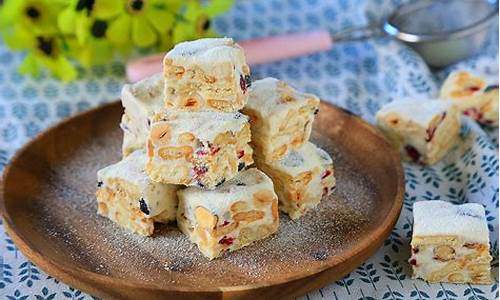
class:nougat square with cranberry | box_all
[409,201,492,284]
[177,168,279,259]
[376,99,461,165]
[255,142,335,220]
[146,110,253,189]
[96,150,179,236]
[163,38,251,112]
[440,70,498,126]
[243,77,320,162]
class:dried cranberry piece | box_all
[139,198,150,215]
[221,220,230,227]
[321,170,332,179]
[463,107,484,122]
[322,187,329,196]
[412,247,419,254]
[467,86,481,92]
[237,150,245,159]
[218,236,234,246]
[209,143,220,155]
[405,145,421,163]
[196,148,209,156]
[193,165,208,177]
[409,258,417,266]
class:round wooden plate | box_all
[1,101,404,300]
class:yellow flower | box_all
[57,0,121,44]
[0,0,61,34]
[66,18,116,67]
[3,25,77,81]
[107,0,181,48]
[172,0,234,44]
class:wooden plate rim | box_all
[0,100,405,294]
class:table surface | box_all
[0,0,498,299]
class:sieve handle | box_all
[330,25,384,42]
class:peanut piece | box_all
[433,245,456,262]
[233,210,265,223]
[230,201,250,213]
[150,123,171,144]
[178,132,196,144]
[253,190,275,206]
[195,206,218,229]
[158,146,193,160]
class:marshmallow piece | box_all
[146,110,254,189]
[96,150,179,236]
[440,71,498,126]
[409,201,492,284]
[177,168,279,259]
[376,99,461,165]
[163,38,251,112]
[120,73,164,157]
[243,77,320,162]
[256,142,336,219]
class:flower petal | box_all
[132,17,157,48]
[75,14,91,44]
[18,54,40,76]
[94,0,123,19]
[57,7,76,34]
[107,14,132,45]
[146,9,174,34]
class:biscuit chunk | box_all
[163,38,251,112]
[376,99,461,165]
[243,77,320,162]
[146,110,253,189]
[255,142,336,220]
[177,168,279,259]
[120,73,164,156]
[440,71,498,126]
[96,150,179,236]
[409,201,492,284]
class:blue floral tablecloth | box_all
[0,0,498,299]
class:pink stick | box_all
[239,30,332,65]
[126,30,332,82]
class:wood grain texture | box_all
[0,101,404,300]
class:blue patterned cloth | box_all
[0,0,498,299]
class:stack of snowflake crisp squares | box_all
[95,38,336,259]
[244,78,336,220]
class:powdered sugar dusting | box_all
[21,116,380,288]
